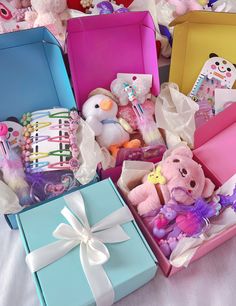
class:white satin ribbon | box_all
[26,191,134,306]
[170,208,236,268]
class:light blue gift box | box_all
[0,27,98,229]
[17,179,157,306]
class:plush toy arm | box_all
[25,11,37,23]
[128,181,162,215]
[86,116,103,136]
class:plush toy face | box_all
[2,120,23,148]
[160,146,215,205]
[31,0,66,13]
[82,94,118,121]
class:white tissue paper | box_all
[155,83,199,148]
[0,181,22,214]
[212,0,236,12]
[74,119,105,184]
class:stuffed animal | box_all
[82,91,141,157]
[128,146,215,216]
[168,0,207,16]
[25,0,68,42]
[10,0,31,21]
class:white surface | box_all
[1,214,236,306]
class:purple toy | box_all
[26,170,79,203]
[148,188,221,257]
[219,185,236,212]
[97,1,129,14]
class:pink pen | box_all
[0,123,10,159]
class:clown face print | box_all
[2,120,23,148]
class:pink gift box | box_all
[120,104,236,276]
[66,12,162,181]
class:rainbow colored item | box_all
[189,53,236,127]
[0,122,32,206]
[123,82,164,147]
[21,108,80,174]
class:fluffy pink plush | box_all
[128,146,215,216]
[168,0,203,16]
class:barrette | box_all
[48,135,70,144]
[31,111,50,121]
[30,152,49,161]
[26,161,50,173]
[50,122,70,131]
[49,149,71,157]
[47,161,70,170]
[49,111,70,119]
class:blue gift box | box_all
[17,179,157,306]
[0,27,98,229]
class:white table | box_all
[1,214,236,306]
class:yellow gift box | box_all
[169,11,236,94]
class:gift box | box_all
[0,27,98,229]
[118,104,236,276]
[17,178,157,306]
[169,11,236,94]
[66,11,163,181]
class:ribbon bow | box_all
[147,166,166,185]
[26,191,134,306]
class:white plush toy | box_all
[82,91,140,156]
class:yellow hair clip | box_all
[30,152,49,161]
[147,166,166,185]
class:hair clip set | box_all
[189,53,236,127]
[21,109,81,173]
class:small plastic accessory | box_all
[0,122,32,206]
[189,53,236,127]
[91,0,129,14]
[123,82,164,146]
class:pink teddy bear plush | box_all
[128,146,215,216]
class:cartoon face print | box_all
[203,53,236,88]
[0,2,13,21]
[2,120,23,148]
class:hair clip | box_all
[30,152,49,161]
[31,122,51,130]
[26,161,50,173]
[50,122,70,131]
[48,135,70,144]
[31,111,50,121]
[31,135,49,144]
[49,149,71,157]
[47,161,70,170]
[49,111,70,119]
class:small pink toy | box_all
[10,0,31,21]
[150,195,221,257]
[168,0,205,16]
[0,122,32,206]
[25,0,68,43]
[128,146,215,216]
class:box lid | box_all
[193,103,236,186]
[169,11,236,95]
[17,179,157,306]
[67,11,160,109]
[0,27,75,120]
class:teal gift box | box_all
[0,27,98,229]
[17,179,157,306]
